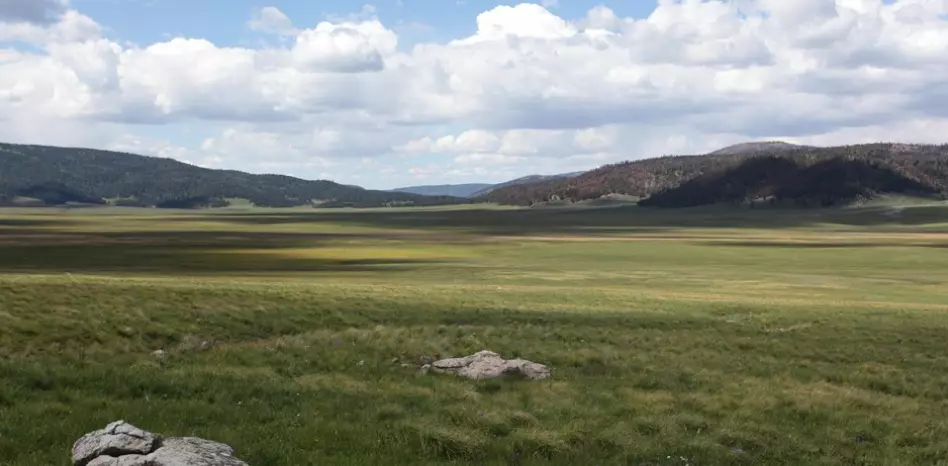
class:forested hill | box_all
[639,156,942,208]
[0,143,464,208]
[469,172,584,197]
[479,143,948,206]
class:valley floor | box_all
[2,205,948,465]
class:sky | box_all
[1,0,947,190]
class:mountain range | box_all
[392,172,583,198]
[390,183,494,198]
[2,140,947,209]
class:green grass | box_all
[2,205,948,465]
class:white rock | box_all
[72,421,159,466]
[87,455,149,466]
[72,421,248,466]
[145,437,246,466]
[430,350,551,380]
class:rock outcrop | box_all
[428,350,551,380]
[73,421,247,466]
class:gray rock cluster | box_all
[425,350,551,380]
[72,421,248,466]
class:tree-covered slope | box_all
[708,141,814,155]
[639,156,941,208]
[479,143,948,206]
[0,143,464,208]
[469,172,584,197]
[391,172,584,198]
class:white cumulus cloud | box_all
[248,6,298,36]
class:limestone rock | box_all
[72,421,248,466]
[87,455,149,466]
[147,437,246,466]
[430,350,551,380]
[512,359,552,380]
[73,421,159,466]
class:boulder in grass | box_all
[429,350,551,381]
[72,421,248,466]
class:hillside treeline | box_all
[480,144,948,206]
[0,143,463,208]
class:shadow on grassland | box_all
[0,218,72,227]
[0,230,392,248]
[0,232,440,275]
[186,204,948,235]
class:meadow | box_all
[2,203,948,465]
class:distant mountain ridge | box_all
[479,142,948,206]
[391,183,493,198]
[470,172,584,197]
[392,172,583,198]
[709,141,813,155]
[0,142,464,208]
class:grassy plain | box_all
[2,204,948,465]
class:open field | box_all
[3,204,948,465]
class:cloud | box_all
[291,20,396,72]
[0,0,67,25]
[397,130,500,154]
[453,3,576,44]
[581,5,620,29]
[454,153,525,165]
[247,6,298,36]
[2,1,948,188]
[199,127,337,172]
[0,9,100,43]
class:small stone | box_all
[151,350,166,360]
